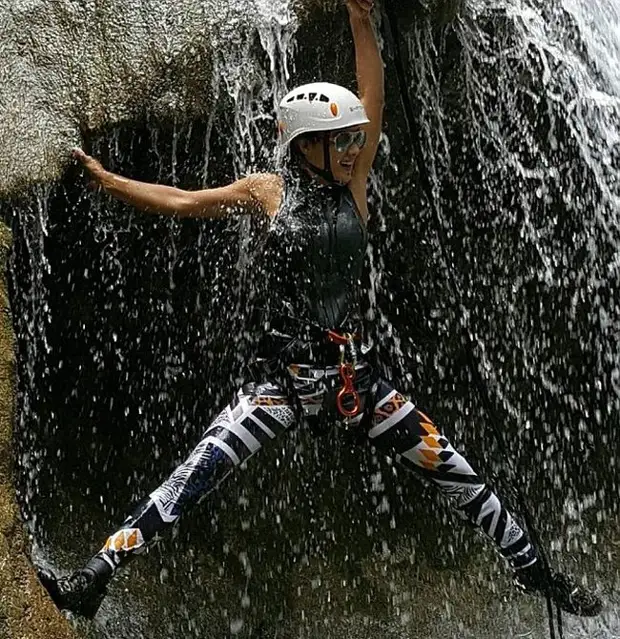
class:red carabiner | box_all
[337,363,361,418]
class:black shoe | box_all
[37,555,113,618]
[515,562,603,617]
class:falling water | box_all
[373,0,620,636]
[2,0,619,637]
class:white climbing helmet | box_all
[278,82,370,146]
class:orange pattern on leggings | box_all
[416,410,451,470]
[374,392,408,423]
[252,396,289,407]
[104,528,145,554]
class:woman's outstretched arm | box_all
[347,0,385,181]
[73,149,277,219]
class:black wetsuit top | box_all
[255,165,368,356]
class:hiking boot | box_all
[515,561,602,617]
[37,555,113,618]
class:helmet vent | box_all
[309,92,317,101]
[319,95,329,102]
[286,96,295,103]
[296,94,305,100]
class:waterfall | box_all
[2,0,619,637]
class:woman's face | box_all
[297,126,365,184]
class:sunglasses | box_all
[332,130,367,153]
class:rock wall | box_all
[0,222,75,639]
[0,0,275,197]
[0,0,464,198]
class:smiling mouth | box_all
[339,162,354,171]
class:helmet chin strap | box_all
[302,133,340,185]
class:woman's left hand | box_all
[346,0,375,19]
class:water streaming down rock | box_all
[0,0,619,637]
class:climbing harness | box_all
[381,4,564,637]
[251,319,366,420]
[327,330,362,417]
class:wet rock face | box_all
[0,224,75,639]
[0,0,291,196]
[0,0,463,197]
[294,0,462,24]
[3,0,620,637]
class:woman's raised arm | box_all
[347,0,385,182]
[73,148,276,219]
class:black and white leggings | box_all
[96,361,538,573]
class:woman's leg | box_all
[39,381,297,616]
[366,379,537,569]
[365,378,602,616]
[99,380,296,568]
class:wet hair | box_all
[288,131,336,183]
[290,132,324,165]
[292,131,322,152]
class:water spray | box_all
[380,2,564,637]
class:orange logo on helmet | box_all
[330,103,339,117]
[278,121,287,133]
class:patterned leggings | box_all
[96,361,537,573]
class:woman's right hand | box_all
[72,148,109,189]
[346,0,374,19]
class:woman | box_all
[39,0,601,620]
